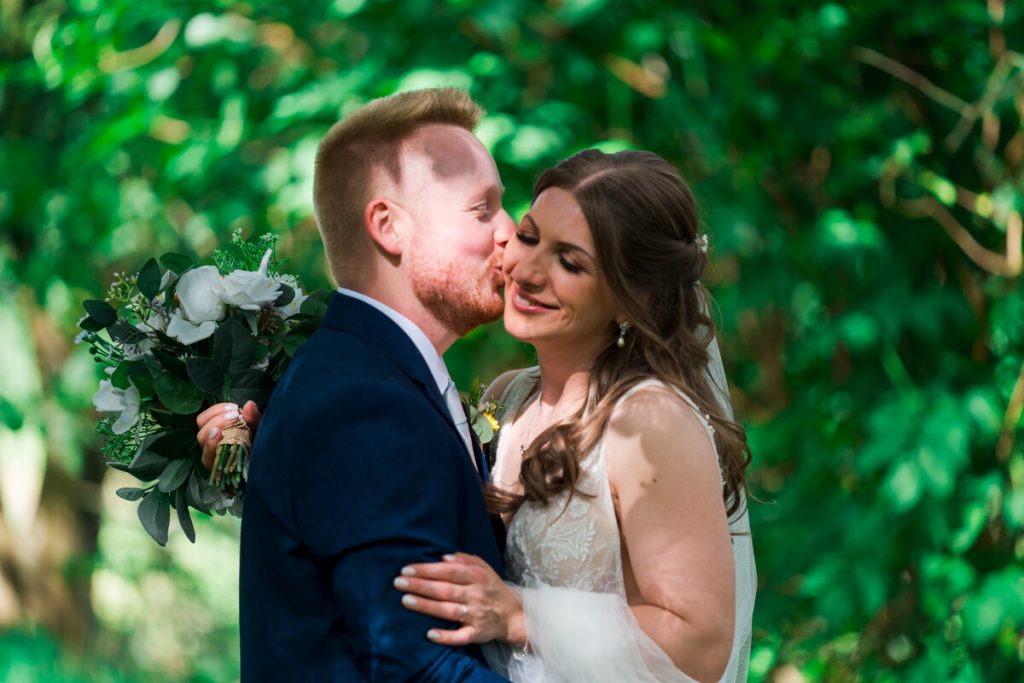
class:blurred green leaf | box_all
[83,299,116,327]
[137,489,171,546]
[136,257,161,300]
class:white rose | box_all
[166,310,216,344]
[176,266,226,323]
[92,379,141,435]
[219,249,281,311]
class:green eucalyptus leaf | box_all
[137,257,162,299]
[299,295,329,318]
[154,373,203,414]
[83,299,117,327]
[281,334,305,357]
[108,321,147,345]
[151,349,188,378]
[175,485,196,543]
[186,357,226,394]
[116,487,147,501]
[229,368,274,409]
[110,361,134,390]
[152,409,197,429]
[160,252,193,274]
[148,428,201,459]
[213,318,255,374]
[186,470,213,516]
[274,283,295,307]
[79,316,105,332]
[127,361,155,397]
[158,457,193,493]
[137,489,171,546]
[129,449,170,481]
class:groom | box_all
[237,89,515,681]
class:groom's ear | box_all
[364,197,405,257]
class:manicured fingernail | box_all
[394,577,409,589]
[402,594,417,607]
[427,630,440,641]
[442,554,456,562]
[224,404,239,414]
[401,566,416,576]
[210,427,219,439]
[224,411,239,421]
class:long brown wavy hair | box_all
[487,149,751,520]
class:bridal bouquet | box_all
[78,232,328,545]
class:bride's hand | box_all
[196,401,261,469]
[394,552,527,647]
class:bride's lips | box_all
[509,283,558,313]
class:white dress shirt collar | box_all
[337,288,450,395]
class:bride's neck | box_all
[533,344,597,414]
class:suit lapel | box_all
[464,424,489,483]
[320,293,462,447]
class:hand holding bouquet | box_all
[78,233,327,545]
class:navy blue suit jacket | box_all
[239,292,508,682]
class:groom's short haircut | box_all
[313,88,483,286]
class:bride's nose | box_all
[508,246,546,288]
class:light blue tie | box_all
[443,379,476,469]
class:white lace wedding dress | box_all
[483,368,757,682]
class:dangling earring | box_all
[616,321,631,348]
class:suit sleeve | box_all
[289,379,508,682]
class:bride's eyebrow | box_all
[522,215,597,262]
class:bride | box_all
[393,149,756,682]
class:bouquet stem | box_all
[210,418,251,495]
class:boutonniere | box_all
[461,378,502,445]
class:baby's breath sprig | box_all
[105,271,138,307]
[97,413,159,465]
[214,229,284,274]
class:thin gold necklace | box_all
[518,390,544,456]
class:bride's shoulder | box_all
[605,379,720,487]
[480,366,539,408]
[606,380,714,453]
[609,380,693,425]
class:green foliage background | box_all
[2,0,1023,680]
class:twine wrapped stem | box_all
[210,418,251,495]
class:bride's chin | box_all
[501,314,528,341]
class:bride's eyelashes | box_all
[514,230,586,275]
[514,230,538,245]
[558,255,584,274]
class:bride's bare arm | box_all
[606,385,736,683]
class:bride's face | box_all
[502,187,620,353]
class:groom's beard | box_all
[411,256,504,337]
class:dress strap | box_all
[494,366,541,425]
[487,367,541,488]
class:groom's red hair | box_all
[313,88,483,287]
